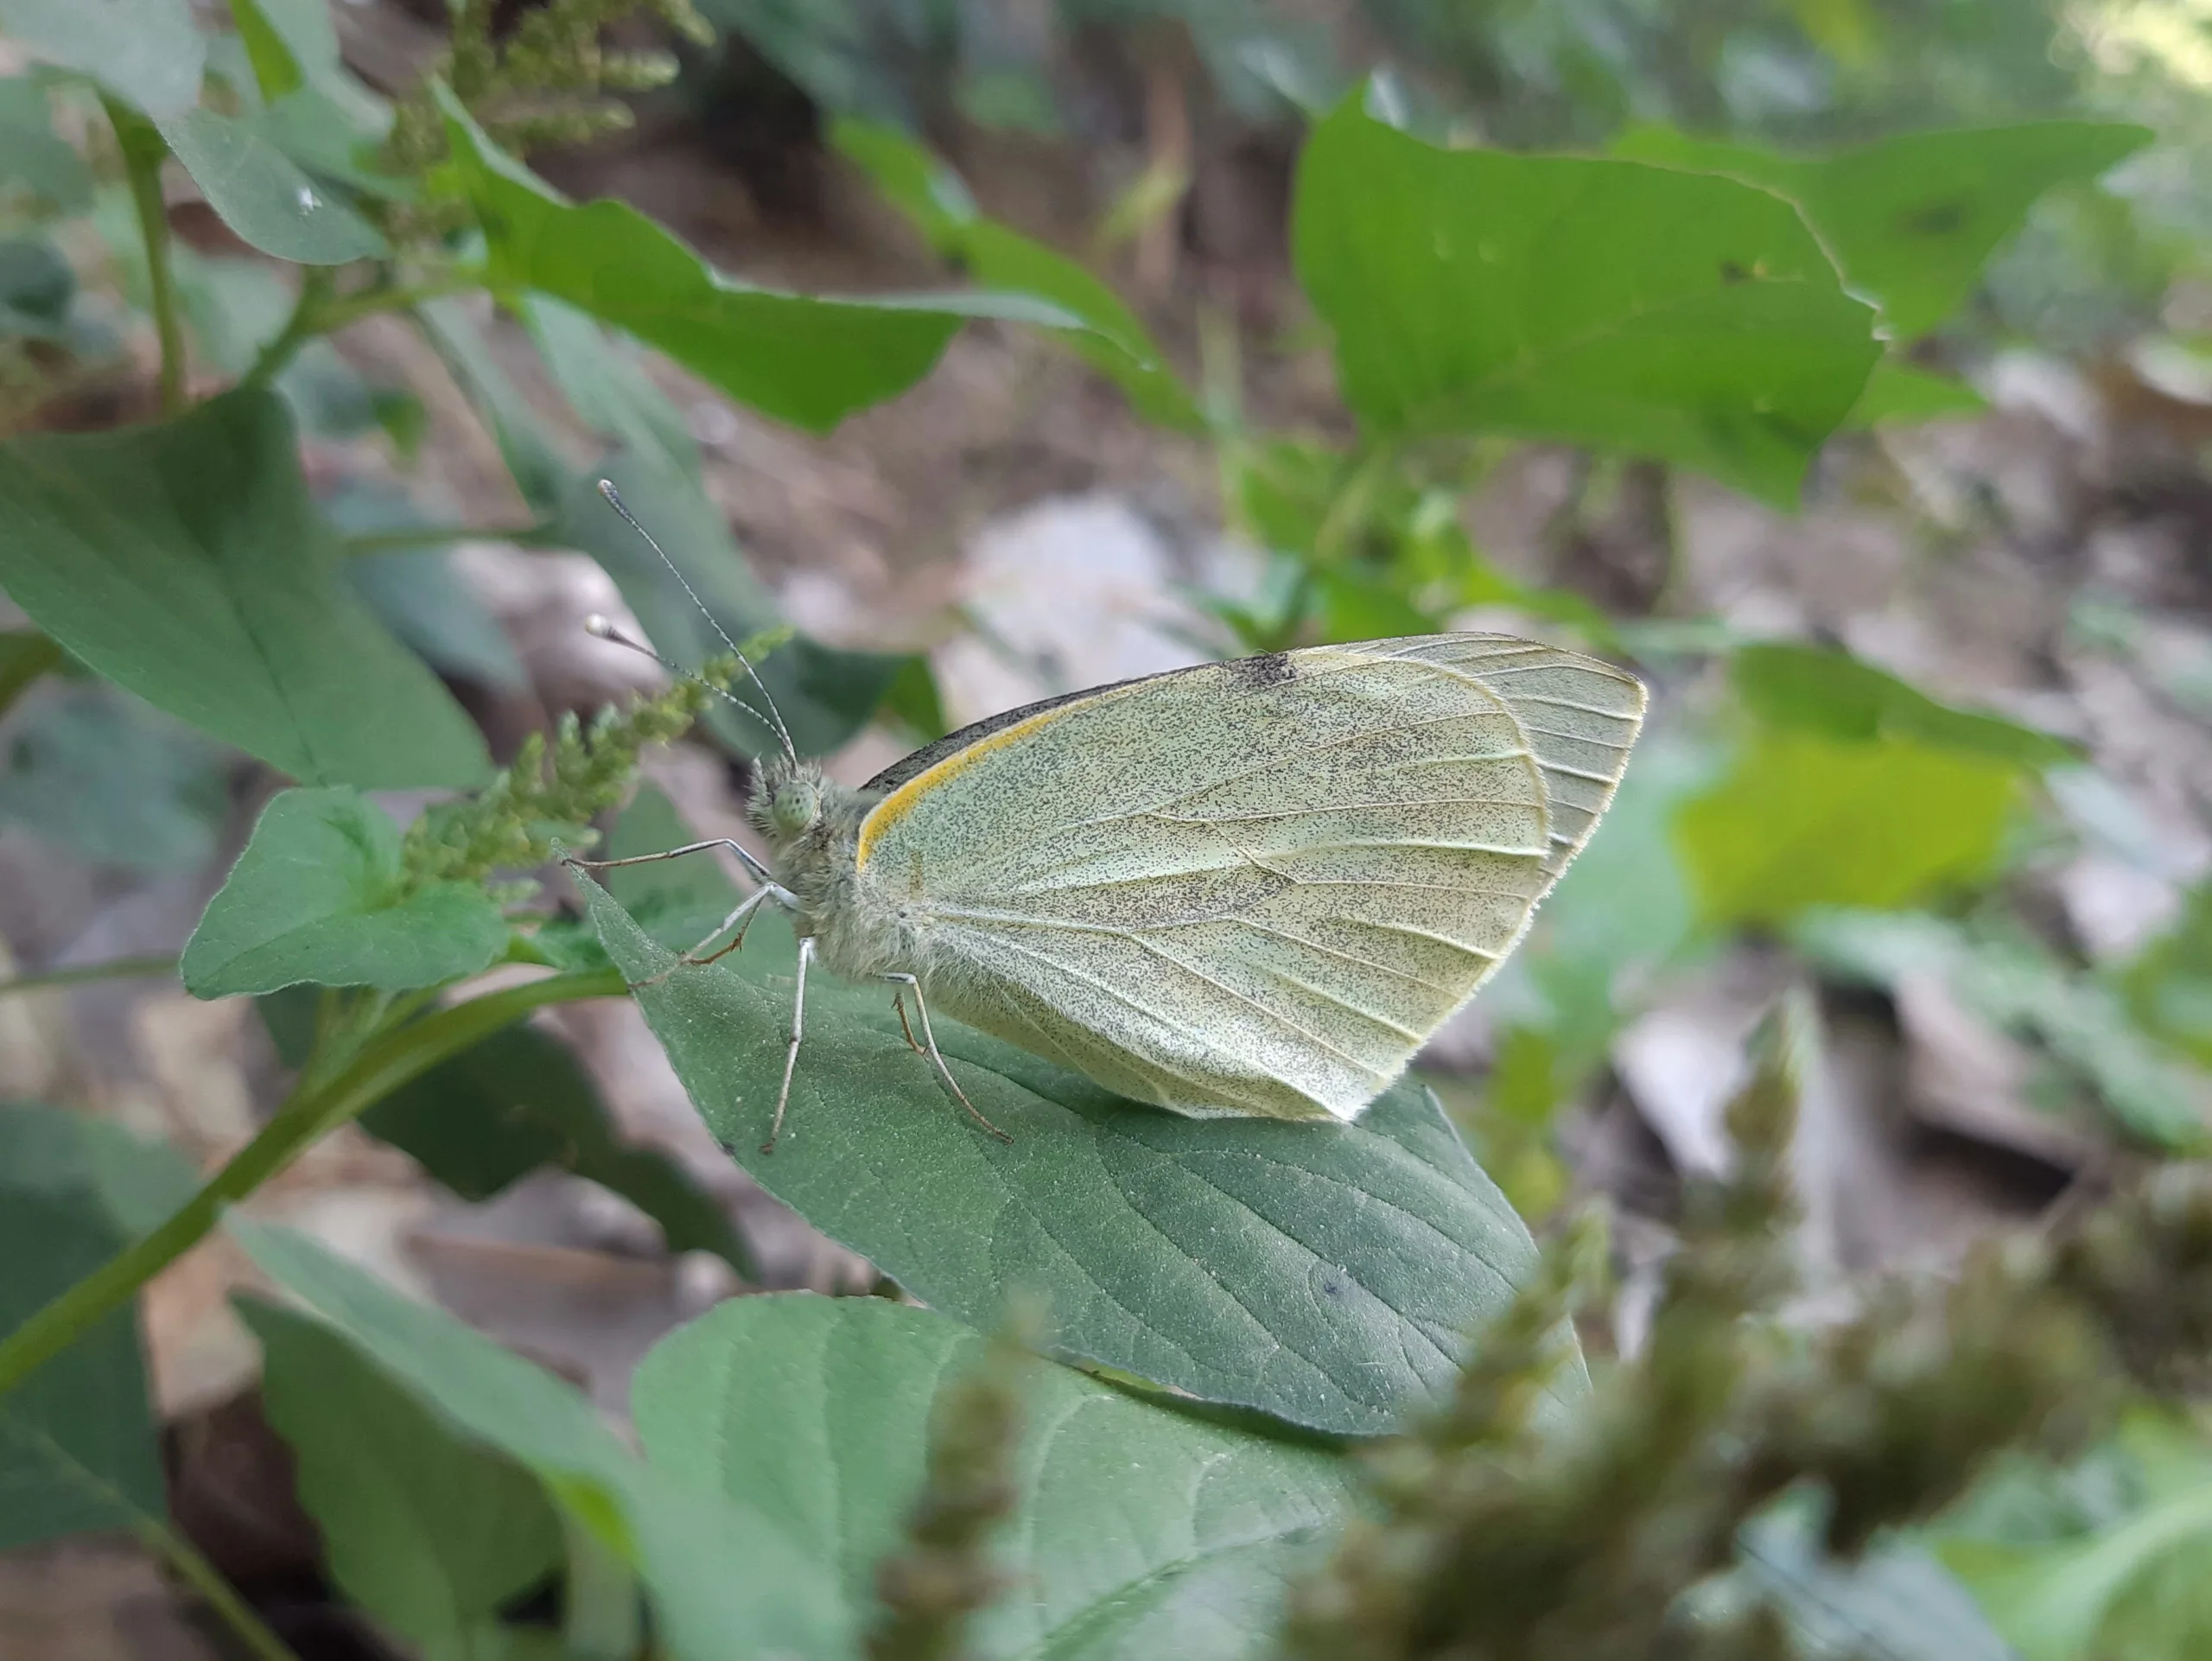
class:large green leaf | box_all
[1293,92,1880,507]
[2127,882,2212,1071]
[229,1219,843,1661]
[224,0,339,99]
[0,681,231,872]
[437,89,1085,433]
[0,1105,198,1550]
[1732,643,2078,769]
[415,298,572,515]
[0,78,93,209]
[635,1294,1355,1659]
[241,1298,563,1654]
[181,786,510,998]
[579,878,1572,1438]
[1615,123,2153,340]
[1844,359,1988,428]
[831,118,1202,430]
[0,0,206,116]
[152,105,385,264]
[361,1022,754,1278]
[0,388,490,788]
[1675,731,2021,926]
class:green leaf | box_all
[361,1022,755,1278]
[151,105,385,264]
[579,881,1575,1438]
[0,628,61,718]
[240,1298,563,1652]
[0,683,231,872]
[1732,643,2078,768]
[0,234,74,340]
[1940,1416,2212,1661]
[1846,359,1988,427]
[223,0,337,99]
[832,118,1203,430]
[327,485,530,691]
[1294,92,1880,507]
[1734,1501,2015,1661]
[0,0,207,116]
[554,447,903,760]
[229,1219,843,1661]
[1675,731,2021,926]
[0,388,491,788]
[517,294,703,479]
[634,1294,1355,1659]
[181,786,510,999]
[0,1105,197,1550]
[0,78,92,209]
[1615,122,2153,340]
[437,89,1085,433]
[416,297,573,515]
[2126,882,2212,1071]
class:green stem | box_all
[340,518,562,556]
[137,1518,304,1661]
[243,269,485,389]
[240,265,334,391]
[0,954,179,999]
[105,97,185,415]
[0,967,623,1403]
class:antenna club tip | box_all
[582,613,620,640]
[595,479,622,506]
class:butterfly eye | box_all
[771,780,818,834]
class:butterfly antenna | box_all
[583,614,786,742]
[595,479,799,764]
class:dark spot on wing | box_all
[1231,651,1295,688]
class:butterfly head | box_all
[749,753,824,843]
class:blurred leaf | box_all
[0,78,92,208]
[0,388,491,788]
[833,118,1202,430]
[416,297,573,515]
[0,629,61,717]
[1295,92,1880,507]
[1941,1414,2212,1661]
[360,1021,754,1278]
[181,786,510,998]
[151,104,385,264]
[0,1105,197,1550]
[229,1219,844,1661]
[1800,909,2210,1150]
[0,0,206,116]
[634,1294,1356,1659]
[0,234,73,340]
[1846,358,1989,426]
[1732,643,2078,768]
[579,878,1579,1439]
[438,89,1084,434]
[880,652,948,743]
[517,294,701,477]
[1614,122,2153,339]
[0,683,230,872]
[2126,882,2212,1070]
[242,1298,563,1653]
[1676,730,2020,925]
[327,484,529,691]
[224,0,336,99]
[1733,1499,2015,1661]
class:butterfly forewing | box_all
[857,634,1645,1122]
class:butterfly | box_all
[576,483,1645,1151]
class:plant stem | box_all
[0,954,179,999]
[105,97,185,415]
[0,967,623,1403]
[137,1518,305,1661]
[340,518,562,556]
[239,265,334,391]
[242,269,485,389]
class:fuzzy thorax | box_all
[748,754,918,980]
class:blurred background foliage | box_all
[5,0,2212,1656]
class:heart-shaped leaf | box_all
[0,388,490,788]
[182,786,509,998]
[581,875,1574,1438]
[229,1219,843,1661]
[1294,91,1881,506]
[634,1293,1355,1659]
[1615,122,2153,339]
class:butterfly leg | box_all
[570,836,785,894]
[880,973,1013,1144]
[891,991,924,1055]
[762,935,814,1155]
[630,885,785,989]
